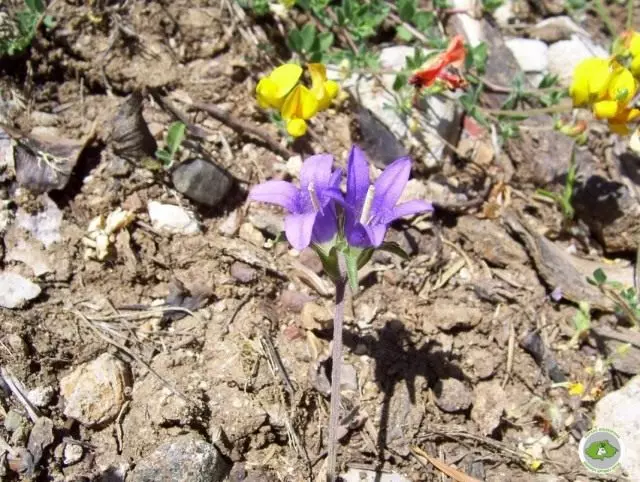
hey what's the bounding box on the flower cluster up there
[256,63,339,138]
[248,146,433,254]
[409,35,466,91]
[570,31,640,135]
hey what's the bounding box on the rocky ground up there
[1,0,640,481]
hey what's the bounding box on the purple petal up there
[344,212,371,248]
[284,211,317,250]
[373,157,412,209]
[364,223,387,247]
[312,205,338,245]
[329,167,343,188]
[249,181,299,212]
[390,200,433,221]
[346,145,371,208]
[300,154,334,189]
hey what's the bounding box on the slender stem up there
[481,102,573,117]
[628,0,634,31]
[326,254,347,482]
[592,0,617,37]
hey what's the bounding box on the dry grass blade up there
[0,367,41,422]
[411,445,482,482]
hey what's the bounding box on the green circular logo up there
[579,428,624,474]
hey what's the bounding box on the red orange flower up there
[409,35,466,90]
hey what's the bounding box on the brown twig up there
[187,101,295,159]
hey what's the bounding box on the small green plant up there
[286,24,334,62]
[570,301,591,345]
[236,0,271,16]
[536,147,577,221]
[588,268,640,327]
[0,0,55,57]
[481,0,505,13]
[155,121,186,168]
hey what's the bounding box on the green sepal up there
[312,240,340,282]
[344,250,360,293]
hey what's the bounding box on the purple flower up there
[248,154,342,250]
[344,145,433,248]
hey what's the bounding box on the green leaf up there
[166,121,186,158]
[356,248,374,269]
[397,0,416,21]
[413,11,435,31]
[379,241,410,260]
[300,24,317,52]
[25,0,45,13]
[316,31,334,53]
[287,29,303,52]
[155,149,172,167]
[538,73,559,89]
[593,268,607,285]
[396,25,413,42]
[393,72,408,91]
[313,244,340,281]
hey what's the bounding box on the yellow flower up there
[607,67,636,103]
[281,84,319,138]
[609,107,640,135]
[308,63,340,111]
[256,64,303,109]
[569,58,611,106]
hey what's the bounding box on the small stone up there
[128,434,227,482]
[218,209,240,237]
[4,410,27,432]
[238,222,264,246]
[230,261,257,283]
[0,272,41,308]
[298,248,323,274]
[27,417,54,466]
[148,201,200,235]
[60,353,132,427]
[547,35,608,86]
[527,16,589,43]
[471,381,506,435]
[340,468,411,482]
[6,239,52,276]
[247,208,283,238]
[467,348,498,380]
[15,196,62,248]
[63,443,83,466]
[301,302,332,330]
[171,158,232,208]
[429,299,483,331]
[434,378,472,413]
[280,290,314,313]
[505,38,548,72]
[27,386,55,408]
[594,376,640,479]
[340,363,358,392]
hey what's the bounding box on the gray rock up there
[128,434,227,482]
[547,35,608,87]
[148,201,201,235]
[63,443,83,466]
[27,386,55,408]
[27,417,54,466]
[171,158,232,208]
[594,376,640,479]
[505,38,549,72]
[4,410,27,432]
[334,46,461,169]
[0,272,41,308]
[230,261,257,283]
[471,381,505,435]
[434,378,472,413]
[15,196,62,248]
[60,353,132,427]
[528,16,590,43]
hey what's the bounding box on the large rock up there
[171,158,233,208]
[334,46,461,169]
[0,272,41,308]
[505,38,548,73]
[128,434,227,482]
[434,378,472,413]
[547,35,608,86]
[594,376,640,479]
[60,353,131,427]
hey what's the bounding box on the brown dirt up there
[0,1,636,481]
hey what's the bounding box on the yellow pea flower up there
[593,99,620,119]
[308,63,340,111]
[281,84,319,138]
[607,67,636,104]
[256,64,303,109]
[569,58,611,106]
[609,107,640,135]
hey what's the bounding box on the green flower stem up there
[627,0,634,30]
[592,0,617,37]
[326,253,347,482]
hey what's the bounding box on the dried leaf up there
[411,445,482,482]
